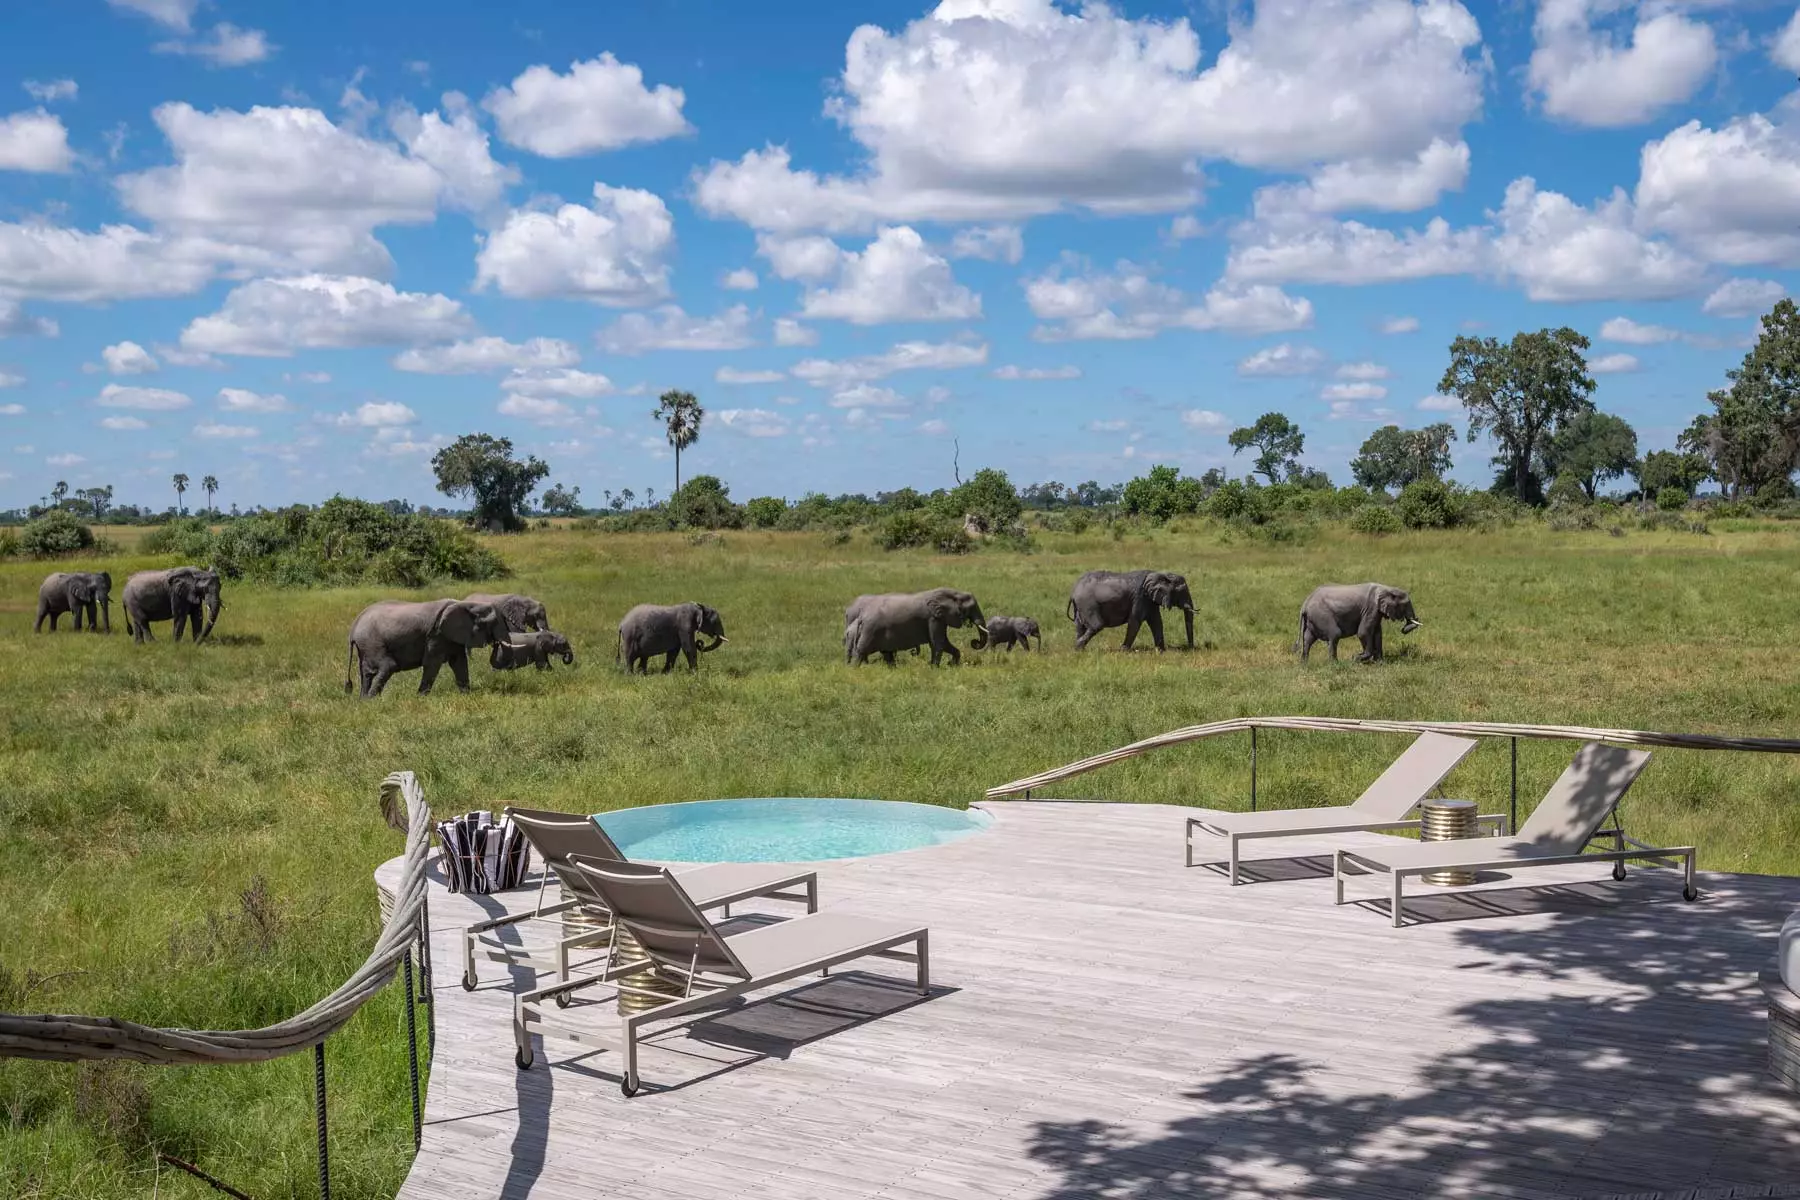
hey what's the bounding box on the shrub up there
[20,509,95,556]
[1545,505,1600,531]
[934,526,974,554]
[950,468,1023,530]
[1656,486,1689,512]
[1061,508,1092,535]
[1349,504,1401,535]
[875,510,952,551]
[1122,464,1206,521]
[1207,480,1266,522]
[743,496,788,528]
[668,475,742,529]
[1545,471,1588,509]
[0,528,18,557]
[1396,478,1460,529]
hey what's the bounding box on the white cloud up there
[1322,381,1388,401]
[153,23,274,67]
[1168,214,1205,241]
[100,415,147,430]
[992,364,1080,380]
[1252,138,1470,216]
[829,383,908,409]
[1703,278,1787,318]
[1237,343,1324,376]
[179,275,475,357]
[1027,258,1312,340]
[1089,419,1129,432]
[1418,393,1461,411]
[217,387,289,413]
[692,0,1485,232]
[108,0,198,31]
[483,54,691,157]
[1777,10,1800,73]
[1326,399,1394,421]
[1599,316,1682,344]
[292,371,331,383]
[1636,113,1800,267]
[326,400,416,428]
[500,367,615,399]
[158,344,221,367]
[362,427,447,458]
[949,225,1024,264]
[1181,409,1229,430]
[97,383,190,410]
[0,220,218,302]
[1380,315,1420,334]
[716,407,791,437]
[23,80,77,104]
[0,373,21,388]
[721,268,759,291]
[102,341,159,375]
[475,184,673,304]
[194,421,257,438]
[1335,361,1389,381]
[387,100,519,219]
[1226,212,1486,287]
[791,338,988,389]
[0,300,57,338]
[716,367,786,384]
[918,418,950,436]
[46,452,85,466]
[392,336,579,374]
[757,233,846,282]
[1527,3,1716,129]
[594,304,755,353]
[1488,177,1705,302]
[0,109,74,172]
[497,394,578,425]
[773,317,818,347]
[786,226,981,325]
[1590,352,1640,373]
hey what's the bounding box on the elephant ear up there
[70,579,93,602]
[432,601,475,646]
[170,576,194,606]
[1377,587,1403,619]
[926,594,952,623]
[1144,574,1172,606]
[99,572,112,589]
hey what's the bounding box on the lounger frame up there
[1186,809,1510,883]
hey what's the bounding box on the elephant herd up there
[32,562,1425,699]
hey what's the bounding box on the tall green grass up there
[4,523,1800,1196]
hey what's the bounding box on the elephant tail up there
[1066,596,1077,623]
[1294,612,1306,655]
[344,639,356,694]
[614,629,623,665]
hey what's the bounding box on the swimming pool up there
[593,797,993,863]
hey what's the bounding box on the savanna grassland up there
[5,520,1800,1197]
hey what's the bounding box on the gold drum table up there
[1421,798,1478,887]
[610,923,685,1015]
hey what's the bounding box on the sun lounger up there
[460,806,818,993]
[514,856,929,1095]
[1184,731,1487,883]
[1333,741,1698,926]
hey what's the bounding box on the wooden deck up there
[384,802,1800,1199]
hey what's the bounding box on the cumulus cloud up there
[1335,361,1389,380]
[992,364,1080,380]
[392,336,579,374]
[387,100,519,219]
[107,0,199,32]
[1380,315,1420,334]
[949,225,1024,264]
[828,382,908,410]
[1599,316,1682,344]
[0,109,74,172]
[1636,112,1800,267]
[692,0,1486,232]
[217,387,289,412]
[1703,278,1787,318]
[721,268,759,291]
[0,300,58,338]
[772,317,818,347]
[791,338,988,390]
[483,54,691,157]
[1418,393,1461,411]
[179,274,475,357]
[1777,10,1800,73]
[715,407,791,437]
[194,421,257,438]
[499,367,615,399]
[1252,138,1470,217]
[100,415,147,430]
[1322,381,1388,401]
[716,367,786,384]
[97,383,190,410]
[1526,2,1716,129]
[0,220,220,302]
[1488,177,1705,302]
[918,418,950,435]
[326,400,416,428]
[1181,409,1229,430]
[769,226,981,325]
[1237,343,1325,376]
[153,23,274,67]
[1027,257,1312,341]
[23,80,77,104]
[497,394,579,426]
[46,452,85,466]
[475,184,673,304]
[1590,352,1640,373]
[594,304,756,354]
[102,341,159,375]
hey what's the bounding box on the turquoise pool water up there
[593,797,993,863]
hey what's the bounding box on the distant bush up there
[743,496,787,528]
[1637,510,1709,534]
[20,509,96,556]
[875,510,953,551]
[0,528,18,557]
[1207,480,1265,522]
[1349,505,1401,535]
[1396,478,1460,529]
[669,476,742,529]
[1545,505,1599,531]
[1656,487,1689,512]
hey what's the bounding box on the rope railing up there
[985,717,1800,801]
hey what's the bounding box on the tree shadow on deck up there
[1026,870,1800,1199]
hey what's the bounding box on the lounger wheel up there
[1611,862,1627,881]
[461,970,477,991]
[516,1046,533,1070]
[554,991,571,1009]
[621,1074,639,1098]
[1683,884,1699,902]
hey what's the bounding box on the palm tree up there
[51,480,68,508]
[652,390,704,494]
[202,474,219,514]
[172,473,189,515]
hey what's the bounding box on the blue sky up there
[1,0,1798,511]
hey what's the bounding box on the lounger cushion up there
[1192,806,1413,835]
[675,862,812,907]
[1346,833,1597,871]
[725,912,922,979]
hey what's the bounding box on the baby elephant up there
[980,615,1042,652]
[490,631,576,671]
[617,601,727,674]
[1298,582,1420,662]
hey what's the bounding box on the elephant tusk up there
[715,634,729,643]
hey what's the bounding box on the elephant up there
[345,598,509,697]
[979,615,1042,652]
[123,566,222,644]
[845,588,986,666]
[1298,582,1421,662]
[35,571,112,633]
[616,602,728,674]
[1068,569,1195,651]
[490,631,576,671]
[464,592,551,634]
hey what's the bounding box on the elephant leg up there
[1073,619,1096,650]
[72,605,85,632]
[367,662,394,697]
[419,657,443,694]
[661,650,677,674]
[1121,614,1142,650]
[1146,609,1166,652]
[881,650,896,666]
[1327,636,1339,661]
[449,648,472,691]
[33,604,46,633]
[48,610,61,632]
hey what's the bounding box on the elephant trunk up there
[561,651,576,666]
[969,625,990,650]
[1401,617,1421,634]
[100,598,111,633]
[199,592,220,641]
[699,634,727,652]
[1182,606,1195,649]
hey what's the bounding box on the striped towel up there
[435,811,533,893]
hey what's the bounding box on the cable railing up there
[0,770,436,1199]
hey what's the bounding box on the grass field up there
[5,521,1800,1197]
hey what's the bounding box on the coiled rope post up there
[404,952,421,1150]
[314,1041,330,1200]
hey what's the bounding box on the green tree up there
[430,434,550,532]
[1680,298,1800,498]
[669,474,738,529]
[1227,412,1305,484]
[1546,410,1638,501]
[653,389,704,494]
[77,485,113,521]
[950,467,1022,531]
[743,496,787,527]
[1121,464,1205,520]
[201,474,219,513]
[1349,423,1455,493]
[1439,327,1596,504]
[540,483,582,516]
[50,480,68,507]
[172,472,189,515]
[1637,448,1709,499]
